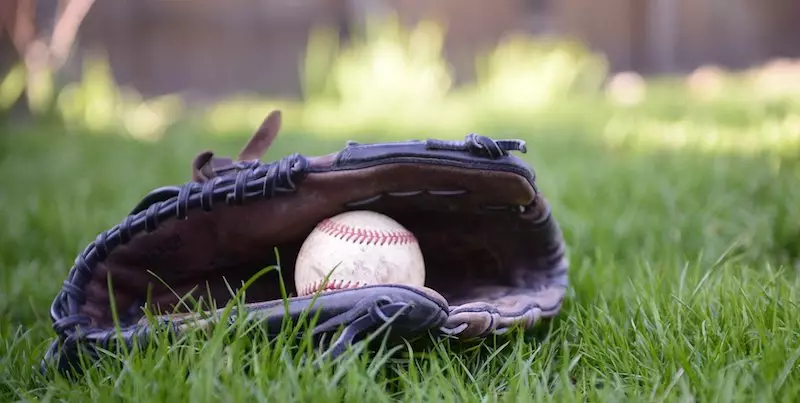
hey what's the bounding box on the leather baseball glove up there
[41,110,569,375]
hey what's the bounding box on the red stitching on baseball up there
[300,279,367,296]
[315,218,417,246]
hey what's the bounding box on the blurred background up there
[2,0,800,141]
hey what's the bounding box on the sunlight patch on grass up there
[602,111,800,155]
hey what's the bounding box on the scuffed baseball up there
[294,210,426,296]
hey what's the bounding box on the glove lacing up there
[426,133,527,159]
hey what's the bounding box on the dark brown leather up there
[44,110,569,377]
[81,162,540,328]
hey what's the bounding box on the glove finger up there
[155,284,448,337]
[43,285,448,376]
[440,284,566,339]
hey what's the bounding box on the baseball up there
[294,210,426,296]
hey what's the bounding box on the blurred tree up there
[0,0,96,116]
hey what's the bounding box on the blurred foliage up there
[55,55,185,141]
[299,16,470,134]
[1,14,799,153]
[0,54,184,141]
[304,17,453,110]
[0,64,27,111]
[471,35,609,112]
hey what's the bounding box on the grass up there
[1,102,800,402]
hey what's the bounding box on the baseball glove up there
[41,110,569,376]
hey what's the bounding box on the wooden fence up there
[5,0,800,101]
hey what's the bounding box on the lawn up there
[1,99,799,402]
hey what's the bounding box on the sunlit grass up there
[602,110,800,155]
